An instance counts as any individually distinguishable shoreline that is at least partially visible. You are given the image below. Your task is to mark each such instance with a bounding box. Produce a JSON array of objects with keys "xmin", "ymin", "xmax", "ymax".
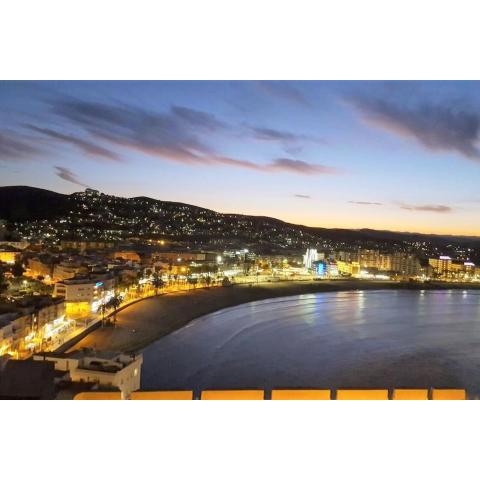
[{"xmin": 68, "ymin": 279, "xmax": 480, "ymax": 354}]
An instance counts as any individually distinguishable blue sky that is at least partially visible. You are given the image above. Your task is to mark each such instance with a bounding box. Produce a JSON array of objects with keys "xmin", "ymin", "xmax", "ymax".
[{"xmin": 1, "ymin": 80, "xmax": 480, "ymax": 235}]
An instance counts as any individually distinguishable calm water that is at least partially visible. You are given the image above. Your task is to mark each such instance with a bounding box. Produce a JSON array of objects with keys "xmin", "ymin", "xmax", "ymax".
[{"xmin": 141, "ymin": 290, "xmax": 480, "ymax": 393}]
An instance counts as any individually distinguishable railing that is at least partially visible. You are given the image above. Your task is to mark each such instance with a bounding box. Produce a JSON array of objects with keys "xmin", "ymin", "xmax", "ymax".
[{"xmin": 74, "ymin": 388, "xmax": 467, "ymax": 400}]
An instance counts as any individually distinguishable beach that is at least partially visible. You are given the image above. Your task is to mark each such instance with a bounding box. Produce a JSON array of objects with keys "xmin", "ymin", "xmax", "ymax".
[{"xmin": 68, "ymin": 279, "xmax": 480, "ymax": 354}]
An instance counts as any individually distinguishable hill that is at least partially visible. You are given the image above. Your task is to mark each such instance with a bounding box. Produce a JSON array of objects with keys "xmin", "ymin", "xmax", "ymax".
[
  {"xmin": 0, "ymin": 185, "xmax": 479, "ymax": 254},
  {"xmin": 0, "ymin": 186, "xmax": 71, "ymax": 221}
]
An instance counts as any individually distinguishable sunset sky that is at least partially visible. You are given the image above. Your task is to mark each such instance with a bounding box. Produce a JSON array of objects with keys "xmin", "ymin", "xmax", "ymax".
[{"xmin": 1, "ymin": 80, "xmax": 479, "ymax": 235}]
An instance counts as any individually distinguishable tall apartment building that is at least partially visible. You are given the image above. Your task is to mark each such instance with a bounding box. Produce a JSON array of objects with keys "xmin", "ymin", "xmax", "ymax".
[
  {"xmin": 391, "ymin": 253, "xmax": 422, "ymax": 278},
  {"xmin": 303, "ymin": 248, "xmax": 325, "ymax": 270},
  {"xmin": 429, "ymin": 256, "xmax": 452, "ymax": 276},
  {"xmin": 429, "ymin": 256, "xmax": 477, "ymax": 279}
]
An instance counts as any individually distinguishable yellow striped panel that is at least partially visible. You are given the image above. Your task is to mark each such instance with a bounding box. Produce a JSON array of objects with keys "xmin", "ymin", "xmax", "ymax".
[
  {"xmin": 74, "ymin": 392, "xmax": 122, "ymax": 400},
  {"xmin": 432, "ymin": 389, "xmax": 466, "ymax": 400},
  {"xmin": 336, "ymin": 389, "xmax": 389, "ymax": 400},
  {"xmin": 201, "ymin": 390, "xmax": 264, "ymax": 400},
  {"xmin": 271, "ymin": 389, "xmax": 331, "ymax": 400},
  {"xmin": 392, "ymin": 389, "xmax": 429, "ymax": 400},
  {"xmin": 131, "ymin": 391, "xmax": 193, "ymax": 400}
]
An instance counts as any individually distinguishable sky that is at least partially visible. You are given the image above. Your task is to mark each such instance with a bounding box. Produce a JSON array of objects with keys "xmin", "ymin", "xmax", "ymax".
[{"xmin": 1, "ymin": 80, "xmax": 480, "ymax": 236}]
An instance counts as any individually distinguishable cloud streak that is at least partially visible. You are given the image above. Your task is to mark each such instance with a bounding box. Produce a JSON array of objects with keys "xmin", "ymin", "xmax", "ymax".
[
  {"xmin": 54, "ymin": 166, "xmax": 90, "ymax": 188},
  {"xmin": 400, "ymin": 203, "xmax": 453, "ymax": 213},
  {"xmin": 348, "ymin": 95, "xmax": 480, "ymax": 161},
  {"xmin": 269, "ymin": 158, "xmax": 336, "ymax": 174},
  {"xmin": 348, "ymin": 200, "xmax": 383, "ymax": 206},
  {"xmin": 46, "ymin": 99, "xmax": 335, "ymax": 175},
  {"xmin": 294, "ymin": 194, "xmax": 311, "ymax": 199},
  {"xmin": 255, "ymin": 81, "xmax": 309, "ymax": 107},
  {"xmin": 0, "ymin": 130, "xmax": 41, "ymax": 161},
  {"xmin": 247, "ymin": 125, "xmax": 325, "ymax": 154},
  {"xmin": 248, "ymin": 126, "xmax": 322, "ymax": 144},
  {"xmin": 349, "ymin": 199, "xmax": 453, "ymax": 212},
  {"xmin": 27, "ymin": 125, "xmax": 119, "ymax": 161}
]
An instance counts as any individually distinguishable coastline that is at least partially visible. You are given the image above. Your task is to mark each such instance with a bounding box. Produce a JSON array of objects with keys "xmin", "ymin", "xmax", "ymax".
[{"xmin": 68, "ymin": 279, "xmax": 480, "ymax": 354}]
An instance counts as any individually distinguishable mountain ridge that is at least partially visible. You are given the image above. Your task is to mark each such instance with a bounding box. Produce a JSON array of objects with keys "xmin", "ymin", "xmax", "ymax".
[{"xmin": 0, "ymin": 185, "xmax": 479, "ymax": 249}]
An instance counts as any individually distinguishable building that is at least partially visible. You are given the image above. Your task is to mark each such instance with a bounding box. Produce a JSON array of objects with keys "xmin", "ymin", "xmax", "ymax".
[
  {"xmin": 112, "ymin": 251, "xmax": 141, "ymax": 263},
  {"xmin": 52, "ymin": 262, "xmax": 88, "ymax": 282},
  {"xmin": 155, "ymin": 251, "xmax": 220, "ymax": 262},
  {"xmin": 357, "ymin": 249, "xmax": 392, "ymax": 271},
  {"xmin": 313, "ymin": 260, "xmax": 339, "ymax": 277},
  {"xmin": 337, "ymin": 260, "xmax": 361, "ymax": 276},
  {"xmin": 429, "ymin": 256, "xmax": 452, "ymax": 276},
  {"xmin": 335, "ymin": 250, "xmax": 393, "ymax": 272},
  {"xmin": 0, "ymin": 359, "xmax": 56, "ymax": 399},
  {"xmin": 27, "ymin": 257, "xmax": 55, "ymax": 279},
  {"xmin": 427, "ymin": 256, "xmax": 478, "ymax": 279},
  {"xmin": 54, "ymin": 274, "xmax": 115, "ymax": 316},
  {"xmin": 391, "ymin": 253, "xmax": 422, "ymax": 278},
  {"xmin": 0, "ymin": 241, "xmax": 30, "ymax": 250},
  {"xmin": 0, "ymin": 249, "xmax": 20, "ymax": 265},
  {"xmin": 464, "ymin": 262, "xmax": 476, "ymax": 278},
  {"xmin": 312, "ymin": 260, "xmax": 326, "ymax": 276},
  {"xmin": 33, "ymin": 350, "xmax": 143, "ymax": 399},
  {"xmin": 303, "ymin": 248, "xmax": 324, "ymax": 270},
  {"xmin": 60, "ymin": 240, "xmax": 115, "ymax": 251},
  {"xmin": 16, "ymin": 296, "xmax": 66, "ymax": 330},
  {"xmin": 16, "ymin": 296, "xmax": 68, "ymax": 354},
  {"xmin": 0, "ymin": 312, "xmax": 31, "ymax": 357},
  {"xmin": 0, "ymin": 296, "xmax": 68, "ymax": 357}
]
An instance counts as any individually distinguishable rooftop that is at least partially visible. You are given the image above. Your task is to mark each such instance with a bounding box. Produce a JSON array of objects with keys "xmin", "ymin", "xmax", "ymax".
[{"xmin": 0, "ymin": 359, "xmax": 55, "ymax": 399}]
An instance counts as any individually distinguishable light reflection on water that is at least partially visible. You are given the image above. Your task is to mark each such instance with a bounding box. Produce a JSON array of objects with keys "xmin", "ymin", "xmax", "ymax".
[{"xmin": 141, "ymin": 290, "xmax": 480, "ymax": 393}]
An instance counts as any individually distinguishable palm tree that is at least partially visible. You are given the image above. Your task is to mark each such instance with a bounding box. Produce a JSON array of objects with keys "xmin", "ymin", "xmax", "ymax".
[
  {"xmin": 12, "ymin": 260, "xmax": 25, "ymax": 278},
  {"xmin": 106, "ymin": 294, "xmax": 122, "ymax": 323},
  {"xmin": 151, "ymin": 272, "xmax": 165, "ymax": 295},
  {"xmin": 99, "ymin": 303, "xmax": 107, "ymax": 326},
  {"xmin": 0, "ymin": 268, "xmax": 8, "ymax": 297}
]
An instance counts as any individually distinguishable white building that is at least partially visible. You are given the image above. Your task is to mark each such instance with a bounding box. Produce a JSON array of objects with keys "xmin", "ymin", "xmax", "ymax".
[
  {"xmin": 303, "ymin": 248, "xmax": 324, "ymax": 270},
  {"xmin": 53, "ymin": 274, "xmax": 115, "ymax": 316},
  {"xmin": 0, "ymin": 313, "xmax": 31, "ymax": 357},
  {"xmin": 33, "ymin": 351, "xmax": 143, "ymax": 399},
  {"xmin": 52, "ymin": 262, "xmax": 88, "ymax": 282}
]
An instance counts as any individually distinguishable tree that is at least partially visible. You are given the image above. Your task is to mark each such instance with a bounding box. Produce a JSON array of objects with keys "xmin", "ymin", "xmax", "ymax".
[
  {"xmin": 151, "ymin": 272, "xmax": 165, "ymax": 295},
  {"xmin": 0, "ymin": 268, "xmax": 8, "ymax": 296},
  {"xmin": 118, "ymin": 275, "xmax": 136, "ymax": 292},
  {"xmin": 98, "ymin": 302, "xmax": 109, "ymax": 326},
  {"xmin": 11, "ymin": 260, "xmax": 25, "ymax": 278},
  {"xmin": 106, "ymin": 294, "xmax": 122, "ymax": 323}
]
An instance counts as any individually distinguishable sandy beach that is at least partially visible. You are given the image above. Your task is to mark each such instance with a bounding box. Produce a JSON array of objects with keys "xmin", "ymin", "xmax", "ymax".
[{"xmin": 68, "ymin": 279, "xmax": 480, "ymax": 354}]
